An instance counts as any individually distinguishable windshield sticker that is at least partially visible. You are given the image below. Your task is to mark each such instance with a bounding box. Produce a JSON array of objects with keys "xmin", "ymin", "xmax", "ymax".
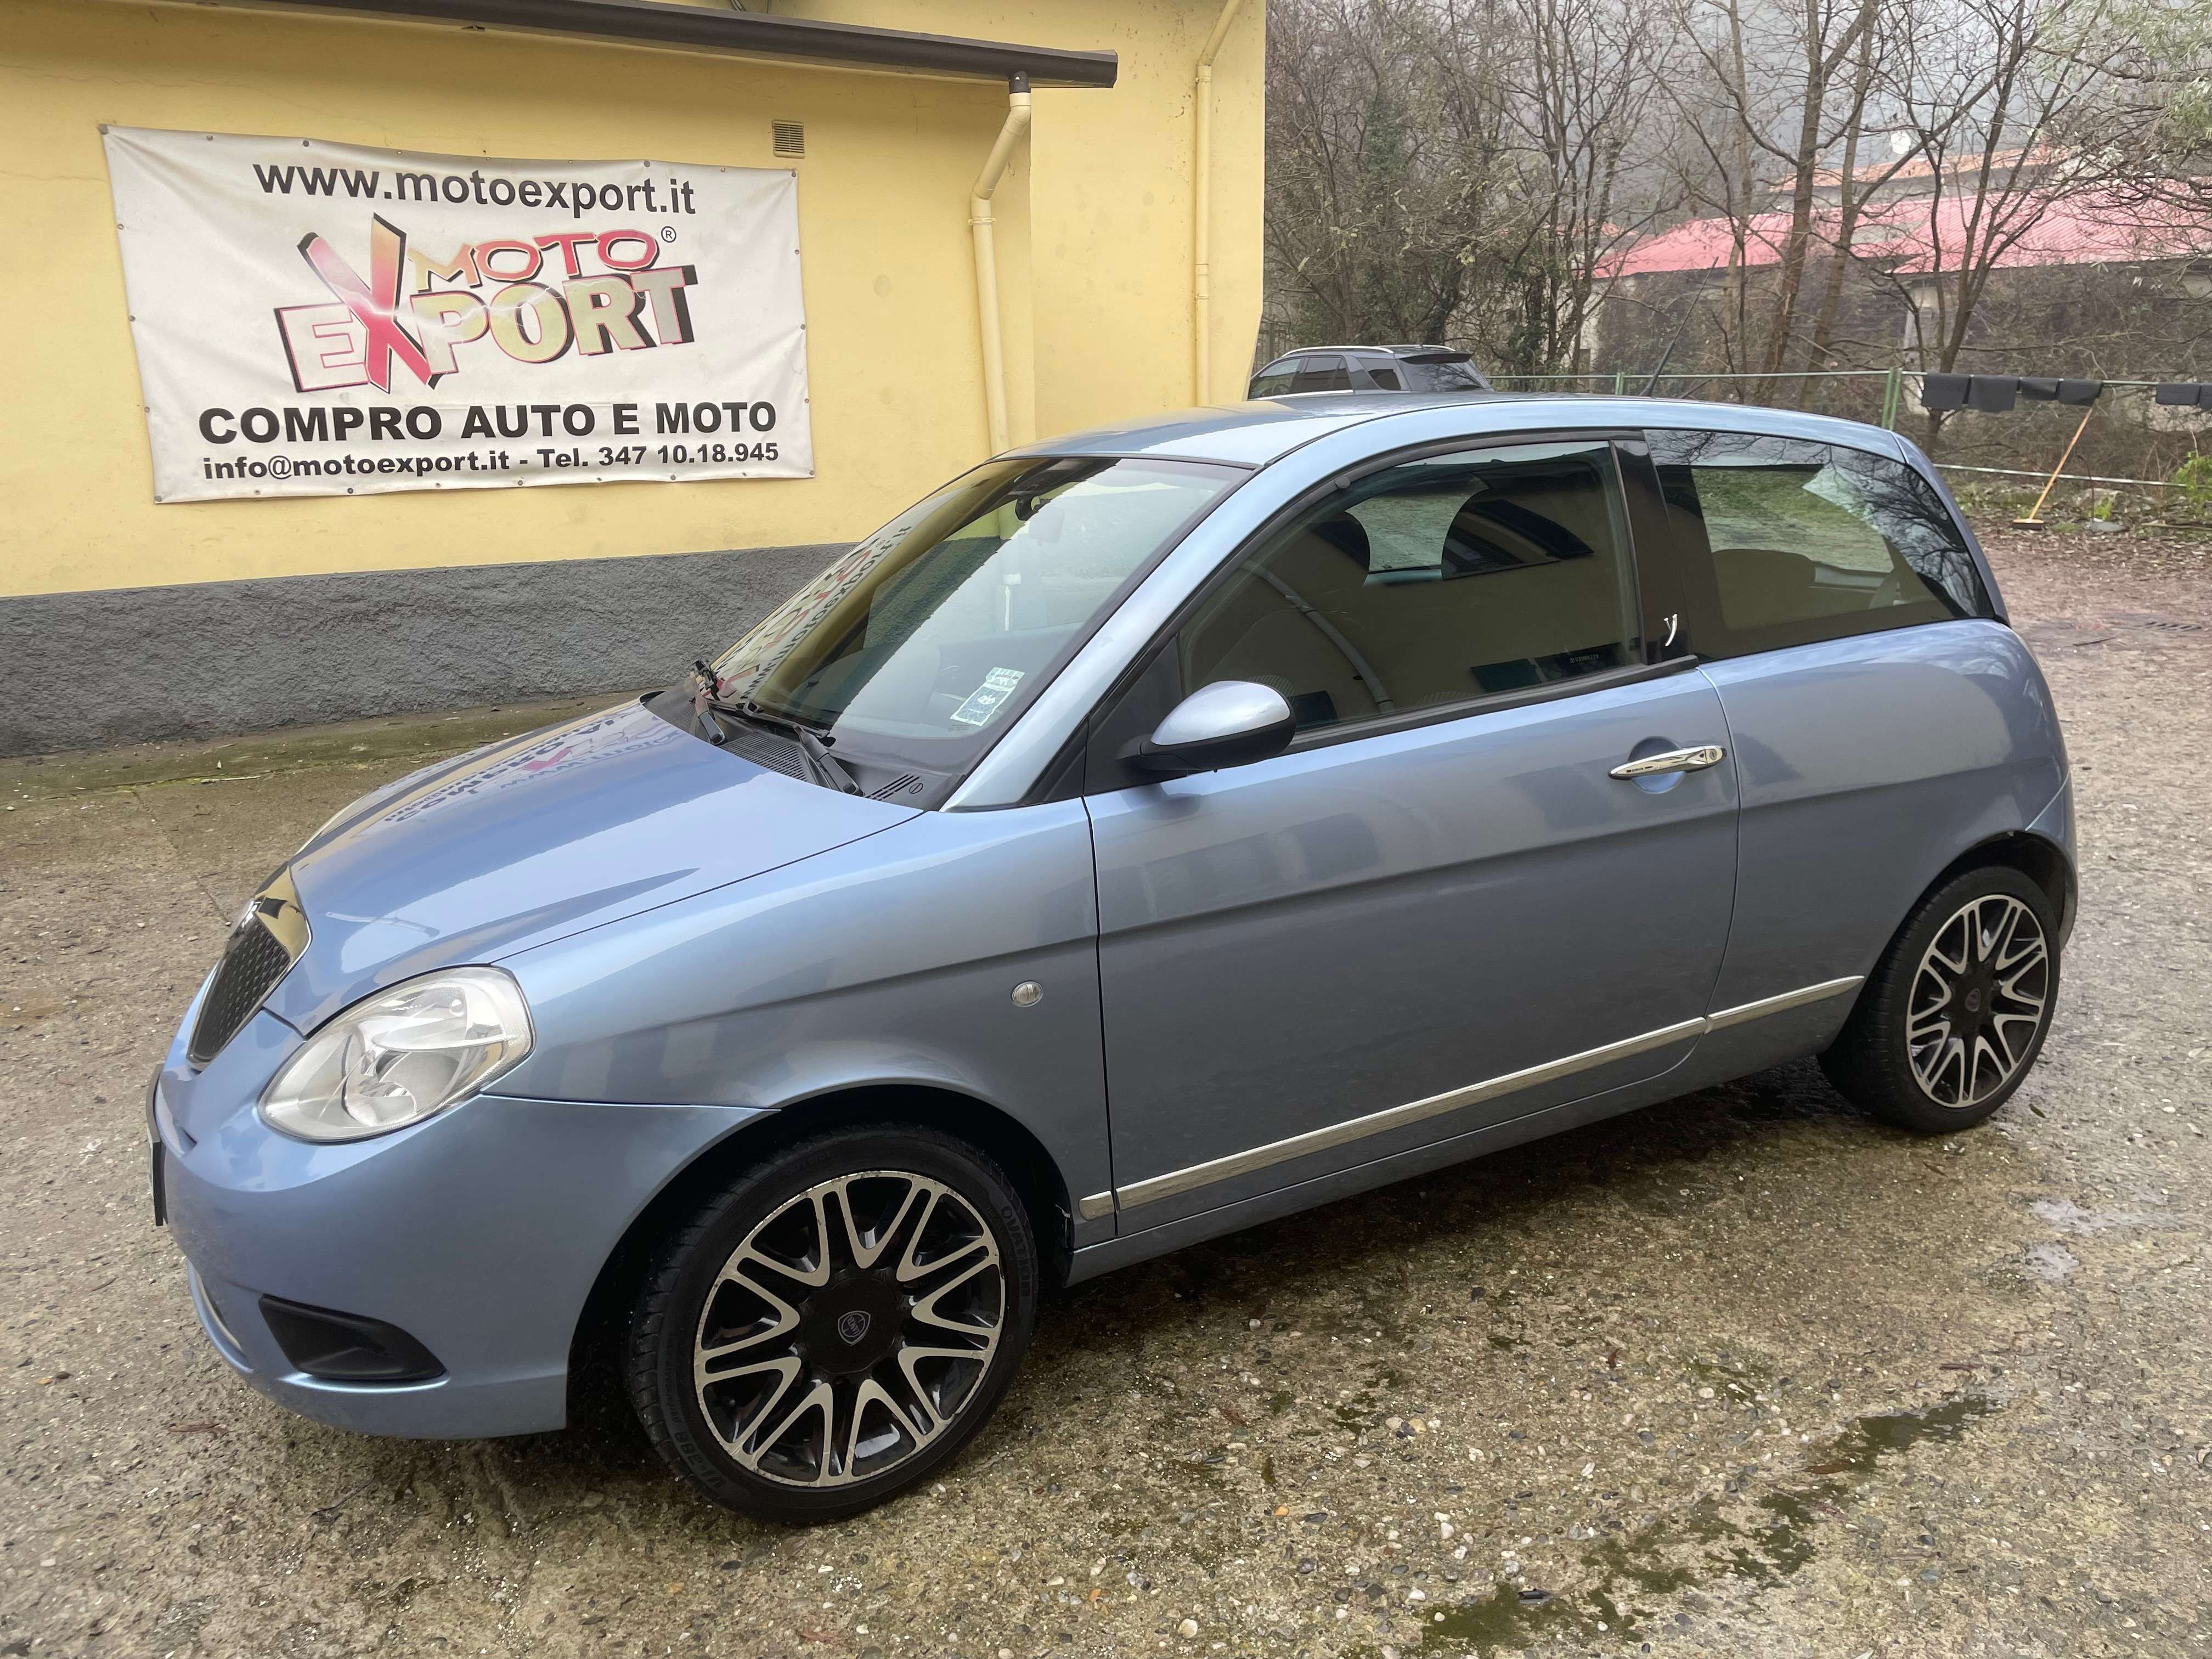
[{"xmin": 949, "ymin": 667, "xmax": 1026, "ymax": 727}]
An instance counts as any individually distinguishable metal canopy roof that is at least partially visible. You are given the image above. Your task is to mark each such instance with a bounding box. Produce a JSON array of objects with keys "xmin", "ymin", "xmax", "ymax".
[{"xmin": 236, "ymin": 0, "xmax": 1119, "ymax": 88}]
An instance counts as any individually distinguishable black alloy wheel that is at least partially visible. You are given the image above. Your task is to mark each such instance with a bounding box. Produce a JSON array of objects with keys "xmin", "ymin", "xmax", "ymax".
[
  {"xmin": 1822, "ymin": 864, "xmax": 2061, "ymax": 1135},
  {"xmin": 628, "ymin": 1126, "xmax": 1037, "ymax": 1521}
]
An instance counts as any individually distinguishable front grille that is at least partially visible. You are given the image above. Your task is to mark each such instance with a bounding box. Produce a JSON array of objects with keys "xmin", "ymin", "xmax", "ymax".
[
  {"xmin": 187, "ymin": 918, "xmax": 293, "ymax": 1064},
  {"xmin": 187, "ymin": 867, "xmax": 309, "ymax": 1065}
]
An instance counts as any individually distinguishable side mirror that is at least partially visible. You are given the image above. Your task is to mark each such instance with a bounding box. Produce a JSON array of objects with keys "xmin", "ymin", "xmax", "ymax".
[{"xmin": 1124, "ymin": 681, "xmax": 1297, "ymax": 777}]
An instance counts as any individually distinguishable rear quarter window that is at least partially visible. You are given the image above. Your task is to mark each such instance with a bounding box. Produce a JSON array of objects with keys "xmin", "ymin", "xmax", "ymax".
[
  {"xmin": 1412, "ymin": 359, "xmax": 1489, "ymax": 392},
  {"xmin": 1646, "ymin": 428, "xmax": 1991, "ymax": 658}
]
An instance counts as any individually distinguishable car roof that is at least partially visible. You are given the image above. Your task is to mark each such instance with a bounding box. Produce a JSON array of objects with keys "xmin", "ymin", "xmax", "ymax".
[{"xmin": 1011, "ymin": 392, "xmax": 1909, "ymax": 469}]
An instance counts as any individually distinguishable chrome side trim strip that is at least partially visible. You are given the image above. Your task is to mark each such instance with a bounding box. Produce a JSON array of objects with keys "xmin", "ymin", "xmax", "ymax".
[
  {"xmin": 1111, "ymin": 976, "xmax": 1865, "ymax": 1215},
  {"xmin": 1115, "ymin": 1017, "xmax": 1707, "ymax": 1213},
  {"xmin": 1704, "ymin": 975, "xmax": 1863, "ymax": 1031}
]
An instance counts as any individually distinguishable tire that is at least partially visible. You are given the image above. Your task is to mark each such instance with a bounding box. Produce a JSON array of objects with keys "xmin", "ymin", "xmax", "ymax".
[
  {"xmin": 1820, "ymin": 864, "xmax": 2060, "ymax": 1135},
  {"xmin": 626, "ymin": 1125, "xmax": 1039, "ymax": 1522}
]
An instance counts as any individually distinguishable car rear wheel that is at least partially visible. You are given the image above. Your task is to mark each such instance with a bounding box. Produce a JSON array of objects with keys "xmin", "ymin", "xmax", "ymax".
[
  {"xmin": 626, "ymin": 1125, "xmax": 1038, "ymax": 1521},
  {"xmin": 1820, "ymin": 865, "xmax": 2060, "ymax": 1135}
]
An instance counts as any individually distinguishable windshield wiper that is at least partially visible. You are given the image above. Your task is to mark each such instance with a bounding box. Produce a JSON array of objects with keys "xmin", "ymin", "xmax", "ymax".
[
  {"xmin": 689, "ymin": 662, "xmax": 863, "ymax": 795},
  {"xmin": 771, "ymin": 708, "xmax": 865, "ymax": 796}
]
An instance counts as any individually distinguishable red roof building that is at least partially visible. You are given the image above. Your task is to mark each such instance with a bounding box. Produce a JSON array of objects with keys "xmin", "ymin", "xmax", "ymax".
[{"xmin": 1604, "ymin": 186, "xmax": 2211, "ymax": 279}]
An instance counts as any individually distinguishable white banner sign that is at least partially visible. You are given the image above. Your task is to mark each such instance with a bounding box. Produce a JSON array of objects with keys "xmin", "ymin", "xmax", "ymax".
[{"xmin": 102, "ymin": 127, "xmax": 812, "ymax": 503}]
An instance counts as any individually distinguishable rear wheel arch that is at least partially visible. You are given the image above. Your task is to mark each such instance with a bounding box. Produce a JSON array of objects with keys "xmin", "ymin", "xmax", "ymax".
[
  {"xmin": 1924, "ymin": 829, "xmax": 2073, "ymax": 941},
  {"xmin": 1822, "ymin": 858, "xmax": 2059, "ymax": 1131},
  {"xmin": 1838, "ymin": 829, "xmax": 2071, "ymax": 1008},
  {"xmin": 565, "ymin": 1084, "xmax": 1074, "ymax": 1423}
]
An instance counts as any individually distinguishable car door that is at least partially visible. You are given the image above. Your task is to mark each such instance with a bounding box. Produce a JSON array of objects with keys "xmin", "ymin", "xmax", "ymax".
[
  {"xmin": 1645, "ymin": 426, "xmax": 2064, "ymax": 1019},
  {"xmin": 1084, "ymin": 433, "xmax": 1740, "ymax": 1232}
]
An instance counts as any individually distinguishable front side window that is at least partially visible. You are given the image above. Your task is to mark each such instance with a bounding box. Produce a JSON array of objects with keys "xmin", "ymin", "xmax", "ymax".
[
  {"xmin": 1249, "ymin": 360, "xmax": 1299, "ymax": 397},
  {"xmin": 1180, "ymin": 439, "xmax": 1644, "ymax": 736},
  {"xmin": 1647, "ymin": 428, "xmax": 1991, "ymax": 655},
  {"xmin": 713, "ymin": 456, "xmax": 1238, "ymax": 789}
]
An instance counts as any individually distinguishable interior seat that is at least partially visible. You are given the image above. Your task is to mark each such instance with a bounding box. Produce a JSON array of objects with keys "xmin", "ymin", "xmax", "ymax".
[{"xmin": 1711, "ymin": 544, "xmax": 1826, "ymax": 629}]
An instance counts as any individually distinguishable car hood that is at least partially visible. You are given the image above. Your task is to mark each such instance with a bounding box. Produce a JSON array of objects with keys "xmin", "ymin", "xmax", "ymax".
[{"xmin": 260, "ymin": 699, "xmax": 919, "ymax": 1035}]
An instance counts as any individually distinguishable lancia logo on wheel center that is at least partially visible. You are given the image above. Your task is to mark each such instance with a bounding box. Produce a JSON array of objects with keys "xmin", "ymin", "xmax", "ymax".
[{"xmin": 836, "ymin": 1310, "xmax": 871, "ymax": 1345}]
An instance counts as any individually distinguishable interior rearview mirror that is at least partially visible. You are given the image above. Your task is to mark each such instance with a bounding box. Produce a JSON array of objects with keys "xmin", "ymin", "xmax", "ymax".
[{"xmin": 1125, "ymin": 680, "xmax": 1297, "ymax": 777}]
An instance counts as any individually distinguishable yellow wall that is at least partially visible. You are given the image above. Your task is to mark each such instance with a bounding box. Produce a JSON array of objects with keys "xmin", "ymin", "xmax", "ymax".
[
  {"xmin": 0, "ymin": 0, "xmax": 1261, "ymax": 600},
  {"xmin": 766, "ymin": 1, "xmax": 1268, "ymax": 435}
]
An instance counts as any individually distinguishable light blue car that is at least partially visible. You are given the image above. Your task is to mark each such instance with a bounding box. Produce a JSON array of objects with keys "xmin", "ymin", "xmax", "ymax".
[{"xmin": 154, "ymin": 394, "xmax": 2073, "ymax": 1520}]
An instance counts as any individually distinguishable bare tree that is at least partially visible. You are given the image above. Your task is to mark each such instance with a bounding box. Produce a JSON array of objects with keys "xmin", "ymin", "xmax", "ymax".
[
  {"xmin": 2070, "ymin": 0, "xmax": 2212, "ymax": 215},
  {"xmin": 1263, "ymin": 0, "xmax": 2196, "ymax": 438},
  {"xmin": 1870, "ymin": 0, "xmax": 2148, "ymax": 450},
  {"xmin": 1482, "ymin": 0, "xmax": 1676, "ymax": 371},
  {"xmin": 1798, "ymin": 0, "xmax": 1987, "ymax": 401},
  {"xmin": 1796, "ymin": 10, "xmax": 1884, "ymax": 393},
  {"xmin": 1660, "ymin": 0, "xmax": 1886, "ymax": 376},
  {"xmin": 1264, "ymin": 0, "xmax": 1675, "ymax": 373},
  {"xmin": 1646, "ymin": 0, "xmax": 1773, "ymax": 374},
  {"xmin": 1264, "ymin": 0, "xmax": 1517, "ymax": 348}
]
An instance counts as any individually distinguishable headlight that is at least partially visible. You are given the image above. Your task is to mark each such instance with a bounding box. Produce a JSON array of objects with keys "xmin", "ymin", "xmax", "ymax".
[{"xmin": 259, "ymin": 967, "xmax": 532, "ymax": 1143}]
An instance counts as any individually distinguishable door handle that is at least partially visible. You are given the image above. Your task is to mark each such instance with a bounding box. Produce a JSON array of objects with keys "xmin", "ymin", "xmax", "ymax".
[{"xmin": 1609, "ymin": 744, "xmax": 1726, "ymax": 780}]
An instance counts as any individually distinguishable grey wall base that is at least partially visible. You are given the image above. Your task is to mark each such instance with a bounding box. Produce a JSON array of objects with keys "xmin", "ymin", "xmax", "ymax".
[{"xmin": 0, "ymin": 544, "xmax": 843, "ymax": 757}]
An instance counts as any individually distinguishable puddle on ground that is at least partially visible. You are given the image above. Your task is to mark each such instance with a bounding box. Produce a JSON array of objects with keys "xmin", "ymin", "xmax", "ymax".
[
  {"xmin": 1420, "ymin": 1395, "xmax": 1999, "ymax": 1654},
  {"xmin": 2029, "ymin": 1197, "xmax": 2167, "ymax": 1235}
]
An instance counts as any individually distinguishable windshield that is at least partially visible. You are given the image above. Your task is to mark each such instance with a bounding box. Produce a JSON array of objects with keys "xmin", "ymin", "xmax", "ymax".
[{"xmin": 710, "ymin": 455, "xmax": 1240, "ymax": 791}]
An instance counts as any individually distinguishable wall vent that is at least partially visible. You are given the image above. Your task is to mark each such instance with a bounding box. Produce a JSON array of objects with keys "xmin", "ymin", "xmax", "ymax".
[{"xmin": 771, "ymin": 121, "xmax": 805, "ymax": 159}]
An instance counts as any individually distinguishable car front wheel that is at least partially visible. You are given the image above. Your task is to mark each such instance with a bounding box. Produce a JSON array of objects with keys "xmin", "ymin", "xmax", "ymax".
[
  {"xmin": 627, "ymin": 1125, "xmax": 1038, "ymax": 1521},
  {"xmin": 1821, "ymin": 864, "xmax": 2061, "ymax": 1135}
]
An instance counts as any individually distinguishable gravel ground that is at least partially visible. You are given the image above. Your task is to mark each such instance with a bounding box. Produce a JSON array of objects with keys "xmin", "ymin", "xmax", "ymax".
[{"xmin": 2, "ymin": 525, "xmax": 2207, "ymax": 1659}]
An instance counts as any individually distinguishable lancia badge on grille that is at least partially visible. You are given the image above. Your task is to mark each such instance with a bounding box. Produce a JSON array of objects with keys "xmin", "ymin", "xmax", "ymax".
[{"xmin": 237, "ymin": 891, "xmax": 287, "ymax": 935}]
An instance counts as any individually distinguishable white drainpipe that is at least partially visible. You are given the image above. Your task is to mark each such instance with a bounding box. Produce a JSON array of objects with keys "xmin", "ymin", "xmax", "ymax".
[
  {"xmin": 1192, "ymin": 0, "xmax": 1248, "ymax": 404},
  {"xmin": 970, "ymin": 71, "xmax": 1033, "ymax": 455}
]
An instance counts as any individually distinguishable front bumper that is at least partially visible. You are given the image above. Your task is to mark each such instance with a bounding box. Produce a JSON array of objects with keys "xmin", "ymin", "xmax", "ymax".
[{"xmin": 156, "ymin": 1012, "xmax": 764, "ymax": 1438}]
